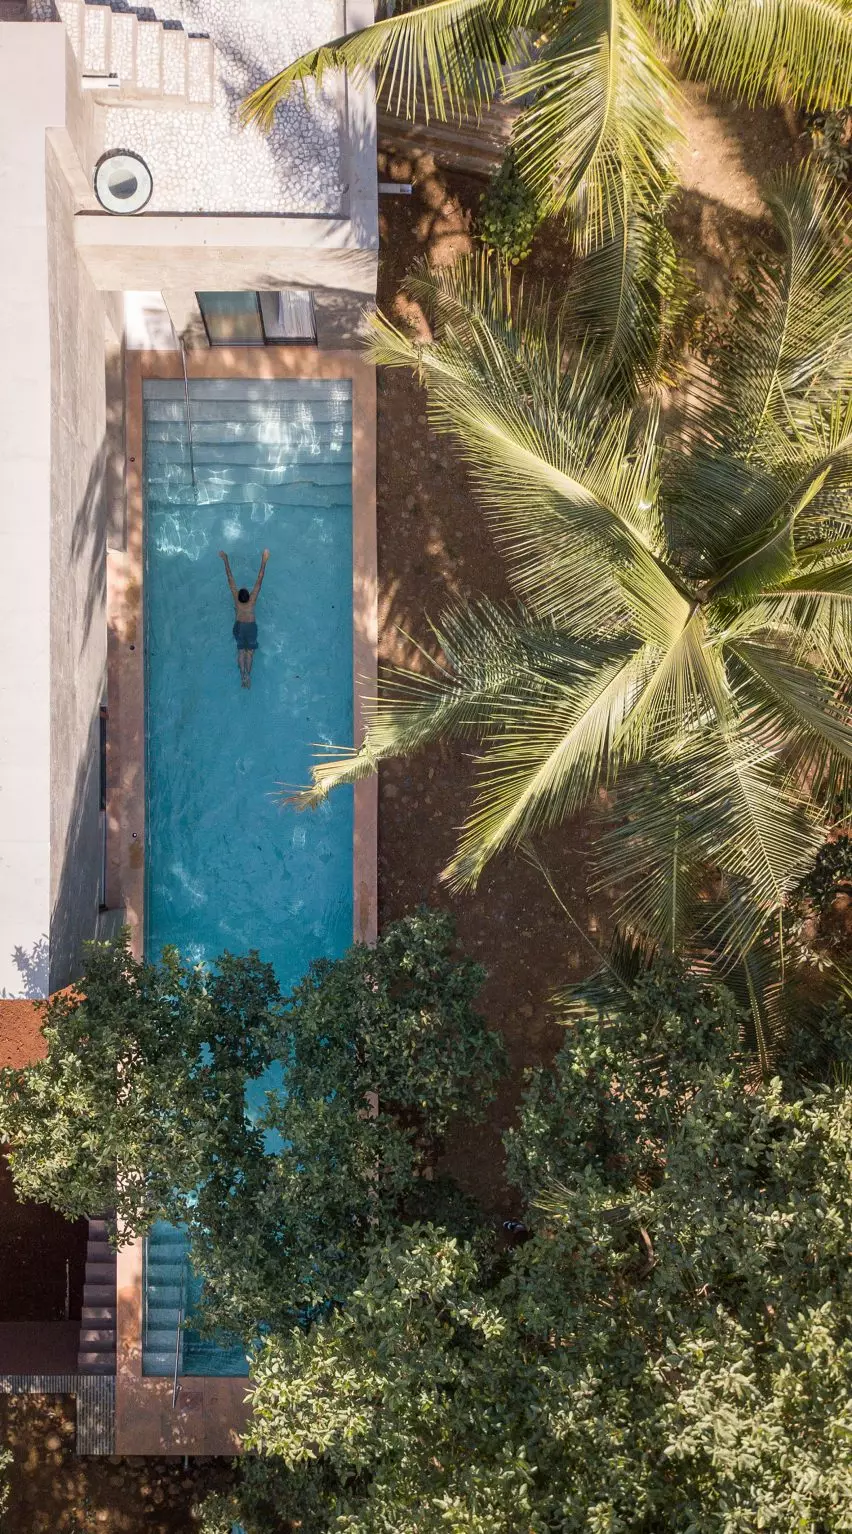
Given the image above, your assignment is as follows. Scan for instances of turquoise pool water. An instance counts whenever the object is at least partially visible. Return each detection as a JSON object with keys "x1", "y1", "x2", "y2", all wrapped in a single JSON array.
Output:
[
  {"x1": 141, "y1": 379, "x2": 355, "y2": 1376},
  {"x1": 144, "y1": 378, "x2": 354, "y2": 991}
]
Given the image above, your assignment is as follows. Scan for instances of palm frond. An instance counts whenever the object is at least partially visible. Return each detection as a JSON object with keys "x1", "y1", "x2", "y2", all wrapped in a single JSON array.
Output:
[
  {"x1": 726, "y1": 641, "x2": 852, "y2": 805},
  {"x1": 507, "y1": 0, "x2": 681, "y2": 238},
  {"x1": 562, "y1": 210, "x2": 687, "y2": 402},
  {"x1": 707, "y1": 465, "x2": 832, "y2": 602},
  {"x1": 242, "y1": 0, "x2": 534, "y2": 130},
  {"x1": 594, "y1": 763, "x2": 708, "y2": 952},
  {"x1": 366, "y1": 265, "x2": 688, "y2": 627},
  {"x1": 717, "y1": 165, "x2": 852, "y2": 448},
  {"x1": 290, "y1": 601, "x2": 619, "y2": 808},
  {"x1": 554, "y1": 928, "x2": 661, "y2": 1023},
  {"x1": 442, "y1": 640, "x2": 652, "y2": 888},
  {"x1": 728, "y1": 940, "x2": 783, "y2": 1077},
  {"x1": 754, "y1": 553, "x2": 852, "y2": 672},
  {"x1": 649, "y1": 0, "x2": 852, "y2": 111},
  {"x1": 596, "y1": 730, "x2": 825, "y2": 960},
  {"x1": 613, "y1": 606, "x2": 730, "y2": 754}
]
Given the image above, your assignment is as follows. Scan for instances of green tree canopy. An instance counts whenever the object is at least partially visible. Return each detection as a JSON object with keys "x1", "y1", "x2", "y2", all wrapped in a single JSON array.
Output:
[
  {"x1": 215, "y1": 968, "x2": 852, "y2": 1533},
  {"x1": 0, "y1": 914, "x2": 504, "y2": 1339},
  {"x1": 187, "y1": 910, "x2": 505, "y2": 1337},
  {"x1": 0, "y1": 939, "x2": 279, "y2": 1239}
]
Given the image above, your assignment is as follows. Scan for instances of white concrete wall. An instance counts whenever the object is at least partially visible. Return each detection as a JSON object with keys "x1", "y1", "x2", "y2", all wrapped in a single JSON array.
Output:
[
  {"x1": 0, "y1": 25, "x2": 66, "y2": 997},
  {"x1": 47, "y1": 127, "x2": 111, "y2": 992},
  {"x1": 0, "y1": 23, "x2": 109, "y2": 996}
]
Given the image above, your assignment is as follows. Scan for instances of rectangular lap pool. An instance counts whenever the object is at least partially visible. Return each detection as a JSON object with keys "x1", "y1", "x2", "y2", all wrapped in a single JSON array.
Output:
[{"x1": 140, "y1": 377, "x2": 355, "y2": 1377}]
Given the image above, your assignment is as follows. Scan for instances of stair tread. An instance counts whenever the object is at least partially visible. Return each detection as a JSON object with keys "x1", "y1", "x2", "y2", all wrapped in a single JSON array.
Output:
[
  {"x1": 161, "y1": 23, "x2": 187, "y2": 96},
  {"x1": 86, "y1": 1266, "x2": 117, "y2": 1286},
  {"x1": 82, "y1": 0, "x2": 111, "y2": 73}
]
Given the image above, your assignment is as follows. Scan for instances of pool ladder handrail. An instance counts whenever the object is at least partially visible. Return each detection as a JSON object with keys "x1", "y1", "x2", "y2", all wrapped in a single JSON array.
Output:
[
  {"x1": 162, "y1": 297, "x2": 197, "y2": 493},
  {"x1": 172, "y1": 1255, "x2": 187, "y2": 1408}
]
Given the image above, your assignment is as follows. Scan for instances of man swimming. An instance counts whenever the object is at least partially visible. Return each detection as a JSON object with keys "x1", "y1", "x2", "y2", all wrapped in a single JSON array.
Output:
[{"x1": 218, "y1": 548, "x2": 270, "y2": 689}]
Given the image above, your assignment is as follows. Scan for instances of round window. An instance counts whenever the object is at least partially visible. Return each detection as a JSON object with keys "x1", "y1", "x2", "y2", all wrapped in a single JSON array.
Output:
[{"x1": 94, "y1": 150, "x2": 153, "y2": 215}]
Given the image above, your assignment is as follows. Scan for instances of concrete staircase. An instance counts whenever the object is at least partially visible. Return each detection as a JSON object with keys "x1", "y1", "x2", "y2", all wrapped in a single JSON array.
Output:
[
  {"x1": 30, "y1": 0, "x2": 215, "y2": 106},
  {"x1": 142, "y1": 1221, "x2": 187, "y2": 1377},
  {"x1": 77, "y1": 1218, "x2": 117, "y2": 1376}
]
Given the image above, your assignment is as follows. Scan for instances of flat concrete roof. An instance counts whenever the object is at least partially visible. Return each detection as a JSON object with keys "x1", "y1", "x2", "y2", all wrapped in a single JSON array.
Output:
[{"x1": 102, "y1": 0, "x2": 346, "y2": 214}]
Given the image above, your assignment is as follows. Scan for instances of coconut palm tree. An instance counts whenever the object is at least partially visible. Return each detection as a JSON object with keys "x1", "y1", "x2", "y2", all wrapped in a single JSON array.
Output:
[
  {"x1": 291, "y1": 163, "x2": 852, "y2": 974},
  {"x1": 244, "y1": 0, "x2": 852, "y2": 248}
]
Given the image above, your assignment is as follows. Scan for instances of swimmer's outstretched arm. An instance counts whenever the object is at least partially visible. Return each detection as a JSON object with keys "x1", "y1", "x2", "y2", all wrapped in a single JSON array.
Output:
[
  {"x1": 218, "y1": 550, "x2": 238, "y2": 600},
  {"x1": 250, "y1": 549, "x2": 271, "y2": 602}
]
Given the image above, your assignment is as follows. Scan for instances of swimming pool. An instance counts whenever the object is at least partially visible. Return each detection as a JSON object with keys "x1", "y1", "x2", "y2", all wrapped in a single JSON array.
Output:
[
  {"x1": 144, "y1": 378, "x2": 354, "y2": 987},
  {"x1": 141, "y1": 378, "x2": 355, "y2": 1376}
]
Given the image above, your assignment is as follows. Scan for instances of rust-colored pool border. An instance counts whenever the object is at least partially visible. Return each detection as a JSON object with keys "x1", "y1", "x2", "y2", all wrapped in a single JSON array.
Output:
[{"x1": 110, "y1": 346, "x2": 377, "y2": 1456}]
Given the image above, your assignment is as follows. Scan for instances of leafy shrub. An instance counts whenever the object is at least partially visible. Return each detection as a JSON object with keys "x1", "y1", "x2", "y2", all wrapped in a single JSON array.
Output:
[
  {"x1": 0, "y1": 1445, "x2": 10, "y2": 1522},
  {"x1": 0, "y1": 937, "x2": 279, "y2": 1239},
  {"x1": 189, "y1": 909, "x2": 505, "y2": 1337},
  {"x1": 805, "y1": 108, "x2": 852, "y2": 179},
  {"x1": 238, "y1": 995, "x2": 852, "y2": 1533},
  {"x1": 797, "y1": 835, "x2": 852, "y2": 913},
  {"x1": 505, "y1": 957, "x2": 745, "y2": 1201},
  {"x1": 0, "y1": 913, "x2": 504, "y2": 1346},
  {"x1": 478, "y1": 148, "x2": 543, "y2": 264}
]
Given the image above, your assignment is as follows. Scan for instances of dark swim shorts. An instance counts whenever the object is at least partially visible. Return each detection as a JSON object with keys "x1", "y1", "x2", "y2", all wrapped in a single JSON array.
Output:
[{"x1": 233, "y1": 620, "x2": 258, "y2": 651}]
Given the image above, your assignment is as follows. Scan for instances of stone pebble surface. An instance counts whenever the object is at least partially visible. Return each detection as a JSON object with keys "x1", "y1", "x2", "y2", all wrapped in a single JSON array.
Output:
[{"x1": 36, "y1": 0, "x2": 347, "y2": 214}]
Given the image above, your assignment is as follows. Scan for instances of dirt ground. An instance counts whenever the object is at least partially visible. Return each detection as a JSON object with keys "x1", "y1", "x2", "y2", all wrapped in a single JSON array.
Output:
[
  {"x1": 0, "y1": 1397, "x2": 230, "y2": 1533},
  {"x1": 373, "y1": 85, "x2": 802, "y2": 1211}
]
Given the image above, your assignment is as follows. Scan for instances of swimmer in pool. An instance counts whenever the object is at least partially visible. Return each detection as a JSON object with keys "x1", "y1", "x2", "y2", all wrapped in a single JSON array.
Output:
[{"x1": 219, "y1": 548, "x2": 270, "y2": 689}]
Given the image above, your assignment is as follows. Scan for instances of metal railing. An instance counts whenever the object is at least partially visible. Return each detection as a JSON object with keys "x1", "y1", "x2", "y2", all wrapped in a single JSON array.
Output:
[
  {"x1": 178, "y1": 340, "x2": 197, "y2": 493},
  {"x1": 162, "y1": 297, "x2": 197, "y2": 493},
  {"x1": 172, "y1": 1258, "x2": 186, "y2": 1408},
  {"x1": 142, "y1": 1234, "x2": 149, "y2": 1355}
]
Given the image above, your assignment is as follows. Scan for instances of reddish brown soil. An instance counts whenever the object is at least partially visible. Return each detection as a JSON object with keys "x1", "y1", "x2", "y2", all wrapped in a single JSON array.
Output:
[
  {"x1": 373, "y1": 93, "x2": 801, "y2": 1212},
  {"x1": 0, "y1": 1396, "x2": 231, "y2": 1533},
  {"x1": 0, "y1": 1000, "x2": 47, "y2": 1070}
]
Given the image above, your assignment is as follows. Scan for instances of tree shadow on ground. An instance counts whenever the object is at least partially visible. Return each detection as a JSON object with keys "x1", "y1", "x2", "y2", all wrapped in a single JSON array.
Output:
[{"x1": 370, "y1": 107, "x2": 804, "y2": 1209}]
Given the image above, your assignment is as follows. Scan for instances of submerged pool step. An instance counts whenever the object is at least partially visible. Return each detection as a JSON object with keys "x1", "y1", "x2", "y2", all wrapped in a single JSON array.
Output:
[
  {"x1": 147, "y1": 463, "x2": 352, "y2": 489},
  {"x1": 145, "y1": 443, "x2": 354, "y2": 469},
  {"x1": 144, "y1": 378, "x2": 352, "y2": 403},
  {"x1": 143, "y1": 1223, "x2": 189, "y2": 1377},
  {"x1": 146, "y1": 1258, "x2": 186, "y2": 1280},
  {"x1": 146, "y1": 400, "x2": 352, "y2": 425},
  {"x1": 146, "y1": 425, "x2": 353, "y2": 449},
  {"x1": 144, "y1": 1350, "x2": 177, "y2": 1375},
  {"x1": 148, "y1": 490, "x2": 351, "y2": 517},
  {"x1": 146, "y1": 1327, "x2": 183, "y2": 1351}
]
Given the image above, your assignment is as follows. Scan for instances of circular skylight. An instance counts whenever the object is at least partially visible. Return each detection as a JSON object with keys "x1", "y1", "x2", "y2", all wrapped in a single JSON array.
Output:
[{"x1": 94, "y1": 150, "x2": 153, "y2": 215}]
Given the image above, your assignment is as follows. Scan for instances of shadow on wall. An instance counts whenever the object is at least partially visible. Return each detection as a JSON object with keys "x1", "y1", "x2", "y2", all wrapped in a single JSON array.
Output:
[
  {"x1": 5, "y1": 938, "x2": 50, "y2": 1001},
  {"x1": 50, "y1": 691, "x2": 104, "y2": 997},
  {"x1": 51, "y1": 402, "x2": 116, "y2": 992},
  {"x1": 70, "y1": 436, "x2": 107, "y2": 662}
]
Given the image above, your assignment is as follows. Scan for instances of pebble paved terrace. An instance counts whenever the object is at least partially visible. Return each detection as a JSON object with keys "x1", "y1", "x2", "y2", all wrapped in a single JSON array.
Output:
[{"x1": 37, "y1": 0, "x2": 347, "y2": 214}]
